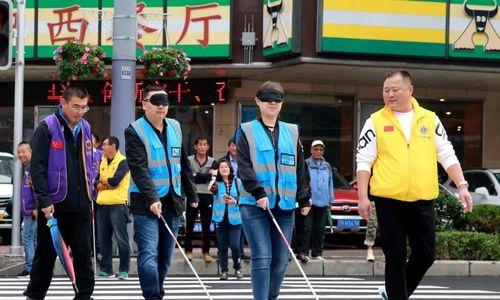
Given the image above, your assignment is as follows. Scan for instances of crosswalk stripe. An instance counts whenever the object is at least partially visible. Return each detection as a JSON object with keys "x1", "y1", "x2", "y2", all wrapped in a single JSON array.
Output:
[{"x1": 0, "y1": 277, "x2": 498, "y2": 300}]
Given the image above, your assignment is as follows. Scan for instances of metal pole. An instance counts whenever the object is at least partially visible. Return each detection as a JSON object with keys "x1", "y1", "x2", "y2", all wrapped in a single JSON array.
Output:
[
  {"x1": 9, "y1": 0, "x2": 26, "y2": 256},
  {"x1": 110, "y1": 0, "x2": 136, "y2": 148}
]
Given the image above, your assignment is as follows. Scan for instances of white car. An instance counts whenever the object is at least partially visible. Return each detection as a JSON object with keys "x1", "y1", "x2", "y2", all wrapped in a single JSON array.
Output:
[
  {"x1": 442, "y1": 169, "x2": 500, "y2": 206},
  {"x1": 0, "y1": 152, "x2": 14, "y2": 244}
]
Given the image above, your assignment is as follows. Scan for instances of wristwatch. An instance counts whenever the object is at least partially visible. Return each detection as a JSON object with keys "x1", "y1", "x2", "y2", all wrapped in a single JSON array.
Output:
[{"x1": 458, "y1": 180, "x2": 469, "y2": 189}]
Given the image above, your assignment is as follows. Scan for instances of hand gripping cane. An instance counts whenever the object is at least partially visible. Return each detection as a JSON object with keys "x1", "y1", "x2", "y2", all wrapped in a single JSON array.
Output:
[
  {"x1": 266, "y1": 207, "x2": 319, "y2": 300},
  {"x1": 158, "y1": 214, "x2": 213, "y2": 300}
]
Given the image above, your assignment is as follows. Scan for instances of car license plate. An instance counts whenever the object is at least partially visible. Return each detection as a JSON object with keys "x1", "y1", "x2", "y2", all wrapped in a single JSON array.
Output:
[
  {"x1": 193, "y1": 222, "x2": 215, "y2": 232},
  {"x1": 337, "y1": 219, "x2": 360, "y2": 228}
]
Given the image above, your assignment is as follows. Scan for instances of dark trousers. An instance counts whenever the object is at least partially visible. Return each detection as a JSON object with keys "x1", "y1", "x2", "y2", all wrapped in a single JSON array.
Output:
[
  {"x1": 374, "y1": 196, "x2": 436, "y2": 300},
  {"x1": 184, "y1": 193, "x2": 213, "y2": 253},
  {"x1": 295, "y1": 205, "x2": 328, "y2": 257},
  {"x1": 97, "y1": 204, "x2": 131, "y2": 274},
  {"x1": 215, "y1": 217, "x2": 242, "y2": 272},
  {"x1": 24, "y1": 209, "x2": 95, "y2": 300}
]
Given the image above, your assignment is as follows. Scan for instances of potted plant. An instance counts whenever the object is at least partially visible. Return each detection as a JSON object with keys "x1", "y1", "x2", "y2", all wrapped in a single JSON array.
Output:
[
  {"x1": 53, "y1": 41, "x2": 106, "y2": 82},
  {"x1": 139, "y1": 47, "x2": 191, "y2": 80}
]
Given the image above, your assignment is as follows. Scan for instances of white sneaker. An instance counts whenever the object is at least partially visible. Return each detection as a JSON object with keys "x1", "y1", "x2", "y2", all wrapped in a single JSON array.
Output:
[
  {"x1": 366, "y1": 249, "x2": 375, "y2": 262},
  {"x1": 311, "y1": 256, "x2": 325, "y2": 261},
  {"x1": 377, "y1": 286, "x2": 388, "y2": 300}
]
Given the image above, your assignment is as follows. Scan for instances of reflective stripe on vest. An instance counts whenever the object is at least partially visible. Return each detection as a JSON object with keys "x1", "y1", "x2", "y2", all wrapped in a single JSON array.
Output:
[
  {"x1": 239, "y1": 120, "x2": 298, "y2": 210},
  {"x1": 212, "y1": 178, "x2": 242, "y2": 225},
  {"x1": 129, "y1": 117, "x2": 182, "y2": 197}
]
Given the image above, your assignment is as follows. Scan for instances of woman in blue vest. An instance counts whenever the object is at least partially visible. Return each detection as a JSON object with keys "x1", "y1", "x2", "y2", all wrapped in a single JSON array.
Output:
[
  {"x1": 209, "y1": 158, "x2": 244, "y2": 280},
  {"x1": 236, "y1": 81, "x2": 311, "y2": 300}
]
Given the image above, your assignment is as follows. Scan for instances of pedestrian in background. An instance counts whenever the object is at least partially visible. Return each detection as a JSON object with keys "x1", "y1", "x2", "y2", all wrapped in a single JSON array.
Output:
[
  {"x1": 17, "y1": 141, "x2": 37, "y2": 278},
  {"x1": 219, "y1": 137, "x2": 251, "y2": 262},
  {"x1": 209, "y1": 159, "x2": 244, "y2": 280},
  {"x1": 24, "y1": 84, "x2": 95, "y2": 300},
  {"x1": 91, "y1": 131, "x2": 103, "y2": 262},
  {"x1": 237, "y1": 81, "x2": 311, "y2": 300},
  {"x1": 94, "y1": 136, "x2": 131, "y2": 279},
  {"x1": 125, "y1": 85, "x2": 198, "y2": 300},
  {"x1": 356, "y1": 70, "x2": 473, "y2": 300},
  {"x1": 296, "y1": 140, "x2": 334, "y2": 263},
  {"x1": 186, "y1": 137, "x2": 216, "y2": 262}
]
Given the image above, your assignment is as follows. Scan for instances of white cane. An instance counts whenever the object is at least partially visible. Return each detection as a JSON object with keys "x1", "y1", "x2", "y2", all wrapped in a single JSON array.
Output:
[
  {"x1": 266, "y1": 206, "x2": 319, "y2": 300},
  {"x1": 158, "y1": 214, "x2": 213, "y2": 300},
  {"x1": 91, "y1": 201, "x2": 97, "y2": 275}
]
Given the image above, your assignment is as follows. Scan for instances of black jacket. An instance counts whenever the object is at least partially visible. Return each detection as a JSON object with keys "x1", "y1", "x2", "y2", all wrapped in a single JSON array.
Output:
[
  {"x1": 31, "y1": 112, "x2": 91, "y2": 211},
  {"x1": 124, "y1": 117, "x2": 198, "y2": 217},
  {"x1": 236, "y1": 119, "x2": 311, "y2": 208}
]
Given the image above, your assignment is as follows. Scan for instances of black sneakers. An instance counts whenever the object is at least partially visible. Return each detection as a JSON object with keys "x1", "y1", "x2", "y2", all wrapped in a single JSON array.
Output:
[{"x1": 17, "y1": 270, "x2": 30, "y2": 278}]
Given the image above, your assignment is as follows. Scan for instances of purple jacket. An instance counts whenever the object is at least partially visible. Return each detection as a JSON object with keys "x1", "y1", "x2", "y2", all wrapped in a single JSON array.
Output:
[
  {"x1": 91, "y1": 149, "x2": 103, "y2": 200},
  {"x1": 21, "y1": 164, "x2": 36, "y2": 217},
  {"x1": 43, "y1": 114, "x2": 94, "y2": 203}
]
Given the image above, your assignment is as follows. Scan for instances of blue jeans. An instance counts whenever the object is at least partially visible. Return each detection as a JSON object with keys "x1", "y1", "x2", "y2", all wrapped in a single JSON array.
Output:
[
  {"x1": 97, "y1": 205, "x2": 131, "y2": 273},
  {"x1": 215, "y1": 217, "x2": 241, "y2": 272},
  {"x1": 22, "y1": 216, "x2": 37, "y2": 272},
  {"x1": 133, "y1": 208, "x2": 179, "y2": 300},
  {"x1": 240, "y1": 205, "x2": 294, "y2": 300}
]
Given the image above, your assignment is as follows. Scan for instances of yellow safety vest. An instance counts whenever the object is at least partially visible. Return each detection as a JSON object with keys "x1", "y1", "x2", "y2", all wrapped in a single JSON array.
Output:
[
  {"x1": 96, "y1": 151, "x2": 130, "y2": 205},
  {"x1": 370, "y1": 98, "x2": 439, "y2": 201}
]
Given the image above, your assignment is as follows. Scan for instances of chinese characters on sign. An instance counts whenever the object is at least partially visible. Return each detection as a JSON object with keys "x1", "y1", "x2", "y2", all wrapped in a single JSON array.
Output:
[
  {"x1": 176, "y1": 3, "x2": 221, "y2": 47},
  {"x1": 28, "y1": 0, "x2": 232, "y2": 58},
  {"x1": 46, "y1": 80, "x2": 228, "y2": 105},
  {"x1": 47, "y1": 5, "x2": 89, "y2": 44}
]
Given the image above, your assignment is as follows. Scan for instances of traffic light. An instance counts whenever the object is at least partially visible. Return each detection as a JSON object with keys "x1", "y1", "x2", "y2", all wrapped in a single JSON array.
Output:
[{"x1": 0, "y1": 0, "x2": 12, "y2": 70}]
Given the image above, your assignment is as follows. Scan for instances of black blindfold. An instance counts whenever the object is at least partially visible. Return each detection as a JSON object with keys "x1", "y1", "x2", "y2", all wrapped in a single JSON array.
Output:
[
  {"x1": 150, "y1": 93, "x2": 169, "y2": 106},
  {"x1": 257, "y1": 89, "x2": 284, "y2": 103}
]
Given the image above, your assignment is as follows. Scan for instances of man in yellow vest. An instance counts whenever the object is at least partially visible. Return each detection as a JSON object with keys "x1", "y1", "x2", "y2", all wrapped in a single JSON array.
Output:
[
  {"x1": 356, "y1": 70, "x2": 473, "y2": 300},
  {"x1": 95, "y1": 136, "x2": 131, "y2": 280}
]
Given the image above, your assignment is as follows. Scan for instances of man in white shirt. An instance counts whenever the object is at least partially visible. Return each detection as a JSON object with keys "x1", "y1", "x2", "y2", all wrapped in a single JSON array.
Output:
[{"x1": 356, "y1": 70, "x2": 473, "y2": 300}]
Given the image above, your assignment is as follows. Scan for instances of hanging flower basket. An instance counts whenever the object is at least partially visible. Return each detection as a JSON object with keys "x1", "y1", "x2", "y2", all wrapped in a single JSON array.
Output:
[
  {"x1": 53, "y1": 41, "x2": 106, "y2": 83},
  {"x1": 139, "y1": 47, "x2": 191, "y2": 80}
]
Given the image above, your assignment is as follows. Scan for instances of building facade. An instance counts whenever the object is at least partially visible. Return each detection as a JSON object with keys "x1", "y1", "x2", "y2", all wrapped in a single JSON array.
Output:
[{"x1": 1, "y1": 0, "x2": 499, "y2": 179}]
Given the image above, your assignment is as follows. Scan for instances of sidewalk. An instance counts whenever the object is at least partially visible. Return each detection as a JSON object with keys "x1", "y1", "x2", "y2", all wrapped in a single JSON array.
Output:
[{"x1": 1, "y1": 246, "x2": 499, "y2": 277}]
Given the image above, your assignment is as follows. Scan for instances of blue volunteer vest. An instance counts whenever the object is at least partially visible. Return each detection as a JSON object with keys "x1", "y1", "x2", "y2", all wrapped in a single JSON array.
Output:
[
  {"x1": 239, "y1": 120, "x2": 298, "y2": 210},
  {"x1": 212, "y1": 178, "x2": 242, "y2": 225},
  {"x1": 129, "y1": 117, "x2": 182, "y2": 197}
]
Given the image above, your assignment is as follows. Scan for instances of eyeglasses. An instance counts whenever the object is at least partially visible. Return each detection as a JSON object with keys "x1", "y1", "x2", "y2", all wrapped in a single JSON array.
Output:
[{"x1": 71, "y1": 105, "x2": 90, "y2": 113}]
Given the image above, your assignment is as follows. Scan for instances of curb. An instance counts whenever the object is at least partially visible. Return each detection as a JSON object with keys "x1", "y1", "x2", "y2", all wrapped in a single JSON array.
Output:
[{"x1": 2, "y1": 257, "x2": 499, "y2": 277}]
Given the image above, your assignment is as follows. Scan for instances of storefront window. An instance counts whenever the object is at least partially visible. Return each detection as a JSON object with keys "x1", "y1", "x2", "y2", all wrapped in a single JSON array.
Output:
[
  {"x1": 0, "y1": 107, "x2": 35, "y2": 153},
  {"x1": 136, "y1": 105, "x2": 214, "y2": 156}
]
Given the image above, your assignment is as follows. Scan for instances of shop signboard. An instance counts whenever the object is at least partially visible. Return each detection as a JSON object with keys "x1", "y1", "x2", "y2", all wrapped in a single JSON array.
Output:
[
  {"x1": 166, "y1": 0, "x2": 231, "y2": 58},
  {"x1": 37, "y1": 0, "x2": 100, "y2": 58},
  {"x1": 449, "y1": 0, "x2": 500, "y2": 59},
  {"x1": 317, "y1": 0, "x2": 447, "y2": 57},
  {"x1": 101, "y1": 0, "x2": 164, "y2": 58},
  {"x1": 14, "y1": 0, "x2": 230, "y2": 59},
  {"x1": 39, "y1": 79, "x2": 227, "y2": 105},
  {"x1": 262, "y1": 0, "x2": 301, "y2": 57},
  {"x1": 12, "y1": 0, "x2": 36, "y2": 58}
]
